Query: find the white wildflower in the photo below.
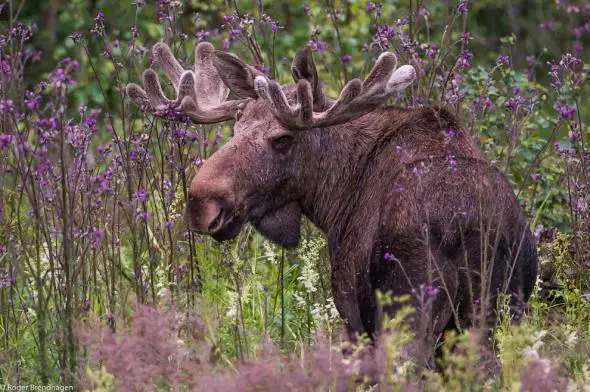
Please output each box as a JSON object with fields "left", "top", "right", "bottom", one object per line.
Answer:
{"left": 292, "top": 292, "right": 307, "bottom": 309}
{"left": 326, "top": 297, "right": 339, "bottom": 320}
{"left": 565, "top": 329, "right": 578, "bottom": 348}
{"left": 297, "top": 236, "right": 326, "bottom": 295}
{"left": 263, "top": 240, "right": 278, "bottom": 264}
{"left": 226, "top": 291, "right": 238, "bottom": 318}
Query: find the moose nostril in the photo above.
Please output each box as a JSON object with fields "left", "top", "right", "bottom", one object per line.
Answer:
{"left": 208, "top": 206, "right": 225, "bottom": 233}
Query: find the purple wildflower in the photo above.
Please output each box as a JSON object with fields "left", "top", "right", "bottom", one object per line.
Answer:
{"left": 195, "top": 29, "right": 209, "bottom": 41}
{"left": 460, "top": 32, "right": 473, "bottom": 43}
{"left": 366, "top": 2, "right": 377, "bottom": 12}
{"left": 448, "top": 155, "right": 457, "bottom": 170}
{"left": 497, "top": 54, "right": 510, "bottom": 66}
{"left": 456, "top": 50, "right": 474, "bottom": 68}
{"left": 443, "top": 127, "right": 458, "bottom": 143}
{"left": 472, "top": 96, "right": 493, "bottom": 108}
{"left": 193, "top": 156, "right": 203, "bottom": 168}
{"left": 1, "top": 60, "right": 11, "bottom": 79}
{"left": 91, "top": 11, "right": 105, "bottom": 36}
{"left": 135, "top": 189, "right": 149, "bottom": 203}
{"left": 506, "top": 96, "right": 526, "bottom": 111}
{"left": 310, "top": 40, "right": 328, "bottom": 52}
{"left": 136, "top": 210, "right": 151, "bottom": 222}
{"left": 444, "top": 128, "right": 456, "bottom": 138}
{"left": 0, "top": 99, "right": 14, "bottom": 113}
{"left": 91, "top": 228, "right": 104, "bottom": 250}
{"left": 557, "top": 103, "right": 576, "bottom": 120}
{"left": 426, "top": 44, "right": 437, "bottom": 59}
{"left": 540, "top": 19, "right": 553, "bottom": 30}
{"left": 424, "top": 284, "right": 440, "bottom": 298}
{"left": 569, "top": 122, "right": 581, "bottom": 142}
{"left": 106, "top": 312, "right": 115, "bottom": 323}
{"left": 0, "top": 134, "right": 13, "bottom": 150}
{"left": 554, "top": 141, "right": 576, "bottom": 157}
{"left": 418, "top": 6, "right": 430, "bottom": 17}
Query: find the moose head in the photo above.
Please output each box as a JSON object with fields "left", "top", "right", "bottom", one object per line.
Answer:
{"left": 127, "top": 42, "right": 415, "bottom": 248}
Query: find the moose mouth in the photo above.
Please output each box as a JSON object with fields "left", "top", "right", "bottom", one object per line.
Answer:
{"left": 209, "top": 210, "right": 244, "bottom": 242}
{"left": 187, "top": 201, "right": 301, "bottom": 247}
{"left": 207, "top": 202, "right": 277, "bottom": 243}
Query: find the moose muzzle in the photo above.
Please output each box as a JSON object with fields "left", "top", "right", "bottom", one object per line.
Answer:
{"left": 184, "top": 159, "right": 244, "bottom": 241}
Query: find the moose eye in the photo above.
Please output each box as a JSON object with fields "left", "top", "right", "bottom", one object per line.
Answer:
{"left": 270, "top": 135, "right": 294, "bottom": 153}
{"left": 235, "top": 102, "right": 246, "bottom": 122}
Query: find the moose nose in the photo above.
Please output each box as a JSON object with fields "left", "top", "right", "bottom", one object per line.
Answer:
{"left": 185, "top": 197, "right": 227, "bottom": 234}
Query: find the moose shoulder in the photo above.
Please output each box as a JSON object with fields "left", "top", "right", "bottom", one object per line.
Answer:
{"left": 127, "top": 42, "right": 538, "bottom": 361}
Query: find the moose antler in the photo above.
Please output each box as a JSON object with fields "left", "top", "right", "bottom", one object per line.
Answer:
{"left": 126, "top": 42, "right": 246, "bottom": 124}
{"left": 253, "top": 52, "right": 416, "bottom": 129}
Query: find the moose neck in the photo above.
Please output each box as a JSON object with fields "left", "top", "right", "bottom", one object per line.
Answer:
{"left": 298, "top": 109, "right": 392, "bottom": 244}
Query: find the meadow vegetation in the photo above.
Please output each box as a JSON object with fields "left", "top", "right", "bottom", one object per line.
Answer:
{"left": 0, "top": 0, "right": 589, "bottom": 390}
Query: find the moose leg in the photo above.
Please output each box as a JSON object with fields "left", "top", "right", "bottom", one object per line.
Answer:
{"left": 368, "top": 240, "right": 459, "bottom": 367}
{"left": 454, "top": 226, "right": 535, "bottom": 331}
{"left": 331, "top": 263, "right": 367, "bottom": 337}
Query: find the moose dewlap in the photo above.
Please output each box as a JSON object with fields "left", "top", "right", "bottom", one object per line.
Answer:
{"left": 127, "top": 41, "right": 539, "bottom": 363}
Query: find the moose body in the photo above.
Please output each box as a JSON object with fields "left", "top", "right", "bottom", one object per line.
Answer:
{"left": 295, "top": 107, "right": 538, "bottom": 338}
{"left": 127, "top": 42, "right": 538, "bottom": 360}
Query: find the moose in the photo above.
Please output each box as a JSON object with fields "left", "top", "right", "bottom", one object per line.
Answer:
{"left": 127, "top": 41, "right": 538, "bottom": 363}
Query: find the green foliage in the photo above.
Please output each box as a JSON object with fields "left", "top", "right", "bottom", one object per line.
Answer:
{"left": 0, "top": 0, "right": 589, "bottom": 390}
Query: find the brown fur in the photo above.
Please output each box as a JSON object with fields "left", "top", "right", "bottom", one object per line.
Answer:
{"left": 182, "top": 49, "right": 539, "bottom": 363}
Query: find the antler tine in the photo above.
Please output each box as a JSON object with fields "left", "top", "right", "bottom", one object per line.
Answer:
{"left": 143, "top": 68, "right": 174, "bottom": 109}
{"left": 296, "top": 79, "right": 314, "bottom": 125}
{"left": 153, "top": 42, "right": 184, "bottom": 89}
{"left": 253, "top": 77, "right": 315, "bottom": 129}
{"left": 194, "top": 42, "right": 231, "bottom": 110}
{"left": 125, "top": 43, "right": 188, "bottom": 112}
{"left": 255, "top": 51, "right": 415, "bottom": 129}
{"left": 361, "top": 52, "right": 397, "bottom": 95}
{"left": 126, "top": 82, "right": 152, "bottom": 111}
{"left": 126, "top": 42, "right": 246, "bottom": 124}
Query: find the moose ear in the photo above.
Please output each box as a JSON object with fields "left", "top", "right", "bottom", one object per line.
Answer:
{"left": 291, "top": 46, "right": 325, "bottom": 107}
{"left": 213, "top": 51, "right": 264, "bottom": 99}
{"left": 253, "top": 202, "right": 302, "bottom": 248}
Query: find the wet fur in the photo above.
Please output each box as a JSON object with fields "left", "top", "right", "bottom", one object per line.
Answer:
{"left": 290, "top": 104, "right": 538, "bottom": 343}
{"left": 187, "top": 51, "right": 539, "bottom": 358}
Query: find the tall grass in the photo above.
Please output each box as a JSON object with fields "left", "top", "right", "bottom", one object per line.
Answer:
{"left": 0, "top": 0, "right": 588, "bottom": 390}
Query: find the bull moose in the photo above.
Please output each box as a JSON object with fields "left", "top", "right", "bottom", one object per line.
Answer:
{"left": 127, "top": 41, "right": 538, "bottom": 362}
